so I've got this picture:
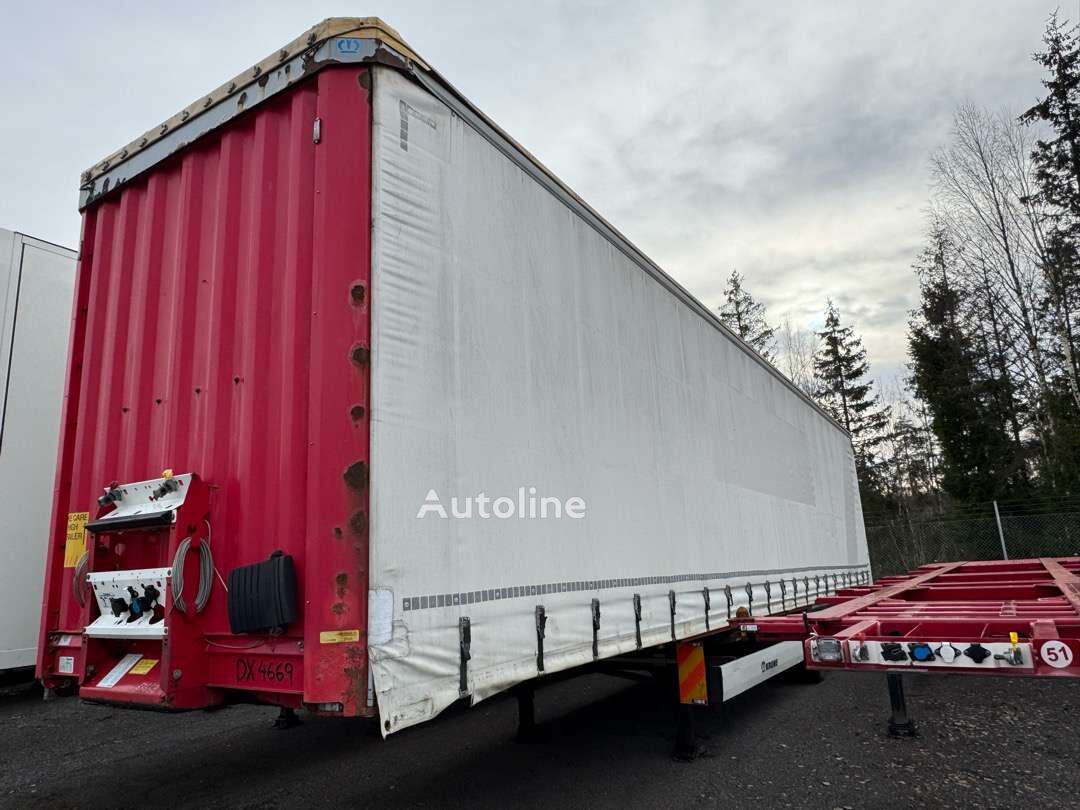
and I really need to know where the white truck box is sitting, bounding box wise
[0,230,76,671]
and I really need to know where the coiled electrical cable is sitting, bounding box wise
[72,551,90,607]
[172,535,214,614]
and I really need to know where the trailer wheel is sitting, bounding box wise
[651,665,674,694]
[44,682,77,699]
[782,663,824,684]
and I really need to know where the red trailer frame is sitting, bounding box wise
[741,557,1080,677]
[734,557,1080,735]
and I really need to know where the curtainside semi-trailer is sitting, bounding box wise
[37,18,870,735]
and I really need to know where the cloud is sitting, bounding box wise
[0,0,1060,382]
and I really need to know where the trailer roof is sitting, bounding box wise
[79,18,416,202]
[80,17,849,438]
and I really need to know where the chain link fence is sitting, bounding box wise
[865,508,1080,578]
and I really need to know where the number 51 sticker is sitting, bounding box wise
[1039,640,1074,669]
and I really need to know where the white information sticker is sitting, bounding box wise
[1040,640,1073,669]
[97,653,143,688]
[58,656,75,675]
[368,589,394,646]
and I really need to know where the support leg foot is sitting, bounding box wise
[273,707,301,729]
[886,673,917,738]
[673,703,700,761]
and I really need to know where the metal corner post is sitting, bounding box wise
[993,501,1008,560]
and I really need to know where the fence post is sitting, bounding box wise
[993,500,1008,560]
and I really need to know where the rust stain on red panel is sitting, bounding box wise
[303,66,373,713]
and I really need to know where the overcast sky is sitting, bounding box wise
[0,1,1066,381]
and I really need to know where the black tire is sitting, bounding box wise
[782,663,824,684]
[46,682,77,699]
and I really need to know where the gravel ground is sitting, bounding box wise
[0,668,1076,808]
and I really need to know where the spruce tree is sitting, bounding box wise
[814,301,889,489]
[718,270,776,361]
[908,228,1026,502]
[881,410,940,506]
[1022,13,1080,242]
[1021,12,1080,417]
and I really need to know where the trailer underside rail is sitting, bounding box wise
[740,557,1080,678]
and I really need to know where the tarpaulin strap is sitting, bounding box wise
[815,575,821,598]
[764,580,772,614]
[791,577,798,607]
[779,578,787,610]
[745,582,754,616]
[724,585,733,619]
[668,590,677,640]
[458,616,471,696]
[591,598,601,660]
[632,593,642,649]
[535,605,547,672]
[702,587,711,630]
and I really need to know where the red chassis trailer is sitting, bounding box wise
[737,557,1080,734]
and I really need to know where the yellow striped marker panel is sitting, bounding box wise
[677,641,708,705]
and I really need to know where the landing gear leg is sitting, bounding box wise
[673,702,699,761]
[515,684,538,742]
[886,673,917,738]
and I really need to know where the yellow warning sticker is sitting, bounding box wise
[129,658,158,676]
[63,512,89,568]
[320,629,360,644]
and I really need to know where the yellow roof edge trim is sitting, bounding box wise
[81,17,425,185]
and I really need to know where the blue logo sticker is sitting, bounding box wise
[336,38,362,54]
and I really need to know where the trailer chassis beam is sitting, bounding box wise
[734,557,1080,740]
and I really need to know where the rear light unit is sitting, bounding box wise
[811,637,843,663]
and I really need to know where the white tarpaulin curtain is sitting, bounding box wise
[368,67,869,735]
